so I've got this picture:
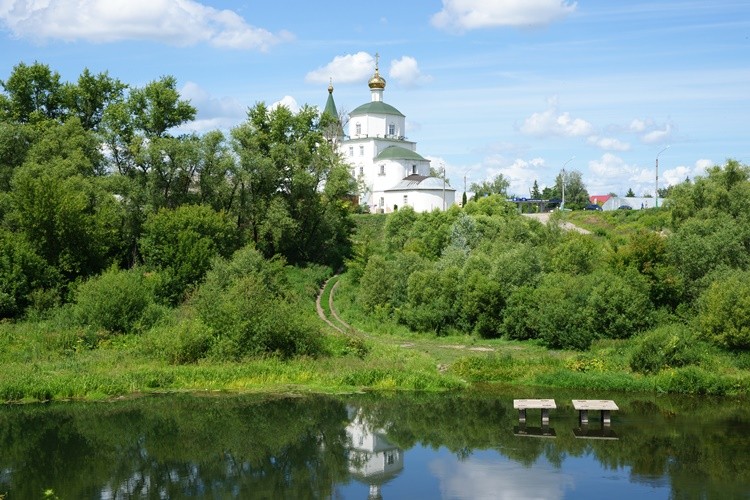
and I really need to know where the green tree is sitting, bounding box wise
[0,229,57,318]
[470,174,509,199]
[230,102,354,267]
[139,204,237,304]
[556,169,589,209]
[193,246,322,359]
[9,160,123,281]
[531,180,541,199]
[128,75,196,138]
[65,68,127,131]
[698,270,750,350]
[625,187,636,197]
[0,61,65,122]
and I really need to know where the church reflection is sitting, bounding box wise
[345,407,404,499]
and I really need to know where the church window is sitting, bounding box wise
[359,145,364,156]
[359,166,364,175]
[348,146,353,157]
[379,164,385,175]
[355,123,361,135]
[403,195,408,206]
[388,123,395,136]
[412,164,417,174]
[379,197,384,207]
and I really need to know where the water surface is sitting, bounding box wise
[1,390,748,498]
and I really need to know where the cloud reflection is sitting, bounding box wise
[429,454,574,500]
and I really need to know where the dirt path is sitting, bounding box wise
[315,277,496,353]
[523,212,590,234]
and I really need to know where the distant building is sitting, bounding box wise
[324,55,455,213]
[601,196,663,210]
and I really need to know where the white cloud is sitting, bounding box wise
[662,159,711,186]
[587,135,630,152]
[629,119,646,133]
[432,0,577,32]
[641,124,673,144]
[389,56,433,87]
[270,95,299,113]
[589,153,634,177]
[520,97,593,137]
[481,156,546,196]
[0,0,289,50]
[305,52,375,85]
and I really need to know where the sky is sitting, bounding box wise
[1,0,749,197]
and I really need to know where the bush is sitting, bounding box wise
[73,267,159,334]
[192,246,323,359]
[629,324,704,374]
[697,270,750,350]
[141,317,213,364]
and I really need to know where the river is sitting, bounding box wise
[1,389,748,498]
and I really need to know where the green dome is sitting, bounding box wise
[350,101,404,117]
[374,145,426,162]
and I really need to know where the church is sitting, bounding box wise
[323,56,455,213]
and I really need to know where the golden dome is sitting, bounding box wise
[368,52,386,89]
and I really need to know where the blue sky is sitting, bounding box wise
[2,0,748,196]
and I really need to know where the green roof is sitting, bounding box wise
[323,92,338,118]
[374,146,426,162]
[350,101,404,117]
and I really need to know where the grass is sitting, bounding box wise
[2,251,750,403]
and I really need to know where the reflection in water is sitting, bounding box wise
[1,391,750,498]
[345,407,404,499]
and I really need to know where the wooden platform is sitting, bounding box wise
[513,399,556,425]
[572,400,619,426]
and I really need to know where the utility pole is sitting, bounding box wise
[656,146,670,208]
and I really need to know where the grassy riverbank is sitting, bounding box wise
[2,271,749,403]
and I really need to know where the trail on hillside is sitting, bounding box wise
[523,212,590,234]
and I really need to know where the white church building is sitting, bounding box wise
[324,57,455,213]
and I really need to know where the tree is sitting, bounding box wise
[139,204,238,304]
[128,76,196,138]
[65,68,127,131]
[556,169,589,209]
[230,102,354,267]
[531,180,541,199]
[625,187,636,197]
[0,62,65,123]
[470,174,509,199]
[698,269,750,350]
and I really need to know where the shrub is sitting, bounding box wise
[73,267,158,334]
[192,246,323,359]
[629,324,704,374]
[697,270,750,350]
[141,317,213,364]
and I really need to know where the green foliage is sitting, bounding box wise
[230,103,354,268]
[192,246,323,359]
[548,232,602,275]
[698,270,750,349]
[629,324,704,374]
[141,316,213,364]
[72,267,160,334]
[9,160,124,281]
[666,212,750,302]
[139,204,237,304]
[0,229,58,319]
[470,174,509,198]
